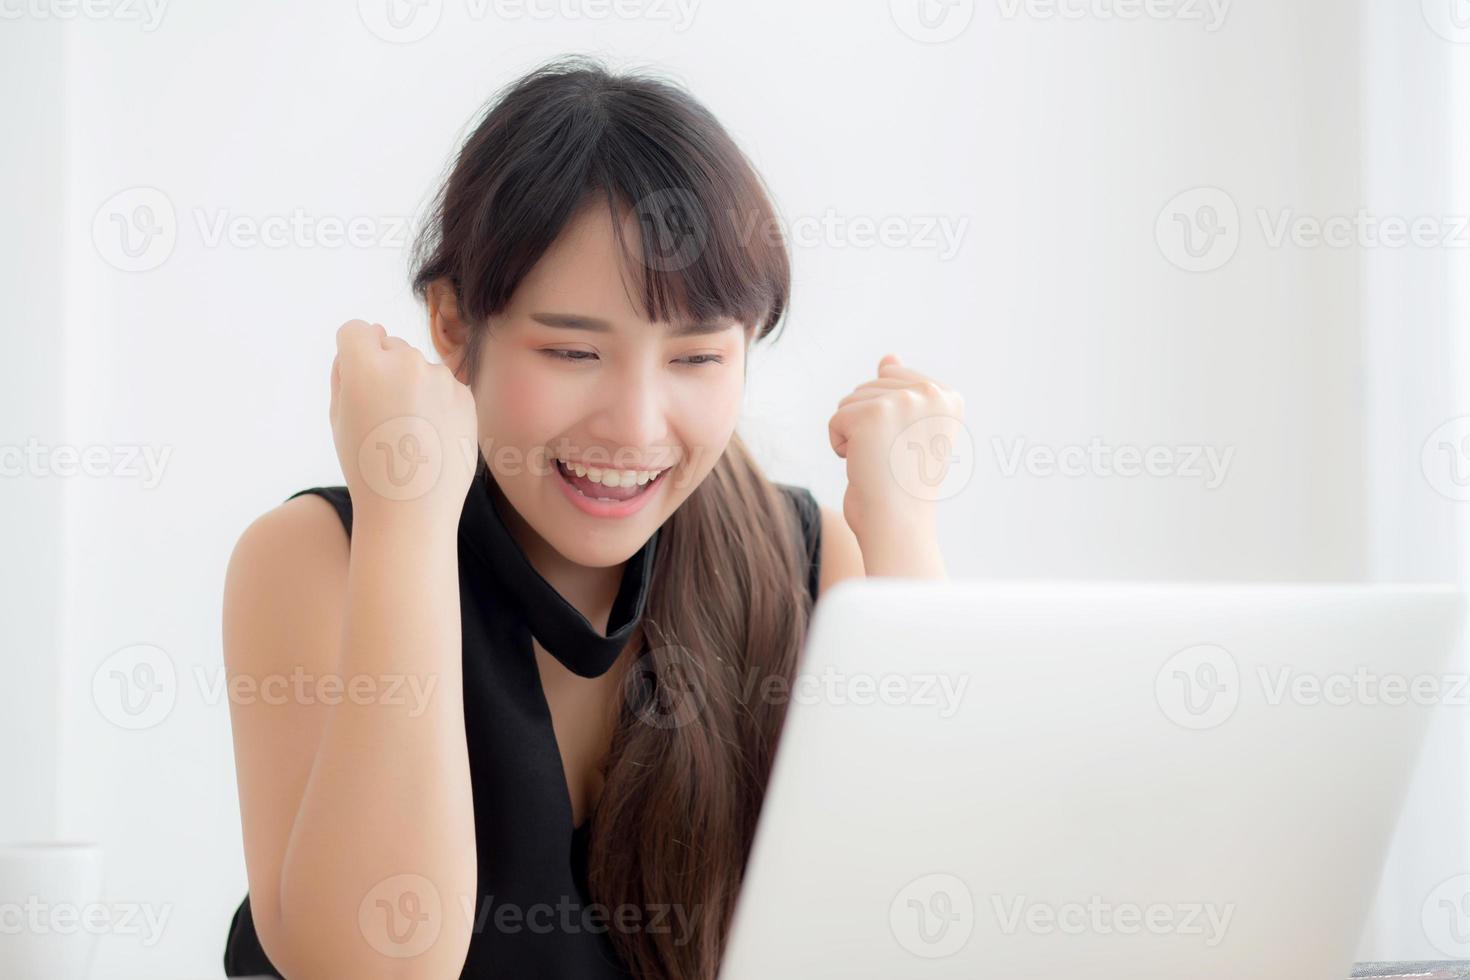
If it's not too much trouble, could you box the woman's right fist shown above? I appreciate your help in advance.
[328,319,480,530]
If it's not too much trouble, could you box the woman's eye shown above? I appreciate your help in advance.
[540,349,723,366]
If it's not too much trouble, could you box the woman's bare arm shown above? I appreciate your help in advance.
[224,492,475,979]
[817,504,866,597]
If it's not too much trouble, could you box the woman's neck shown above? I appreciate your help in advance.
[492,482,625,635]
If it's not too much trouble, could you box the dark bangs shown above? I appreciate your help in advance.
[410,56,790,370]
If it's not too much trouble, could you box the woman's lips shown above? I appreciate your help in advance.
[552,459,669,518]
[556,460,662,501]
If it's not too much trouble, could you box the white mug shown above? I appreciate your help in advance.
[0,842,104,980]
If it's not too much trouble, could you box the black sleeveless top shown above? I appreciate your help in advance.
[223,458,823,978]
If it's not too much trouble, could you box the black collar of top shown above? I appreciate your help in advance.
[457,452,659,679]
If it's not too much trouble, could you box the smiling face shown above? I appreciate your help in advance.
[465,200,752,568]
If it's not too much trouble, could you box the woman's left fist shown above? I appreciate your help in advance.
[827,353,967,545]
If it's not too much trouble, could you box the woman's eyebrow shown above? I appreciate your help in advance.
[529,312,735,337]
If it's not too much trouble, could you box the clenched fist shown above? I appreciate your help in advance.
[828,353,966,556]
[329,320,480,531]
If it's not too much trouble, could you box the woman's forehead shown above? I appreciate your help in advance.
[509,203,679,328]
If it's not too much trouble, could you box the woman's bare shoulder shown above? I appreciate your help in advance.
[223,492,351,674]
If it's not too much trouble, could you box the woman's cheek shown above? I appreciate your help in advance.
[486,361,577,445]
[675,372,743,472]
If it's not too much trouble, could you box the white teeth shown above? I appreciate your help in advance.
[558,459,660,487]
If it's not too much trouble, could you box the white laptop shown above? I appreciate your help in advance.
[720,581,1465,979]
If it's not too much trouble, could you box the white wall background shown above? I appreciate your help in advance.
[1,16,65,847]
[1360,0,1470,961]
[1,0,1464,975]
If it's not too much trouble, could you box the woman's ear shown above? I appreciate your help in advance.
[426,278,471,381]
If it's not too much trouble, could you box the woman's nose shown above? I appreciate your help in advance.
[588,367,667,455]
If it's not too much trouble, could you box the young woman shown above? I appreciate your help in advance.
[222,56,961,980]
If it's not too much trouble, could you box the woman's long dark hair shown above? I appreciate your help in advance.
[410,56,812,979]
